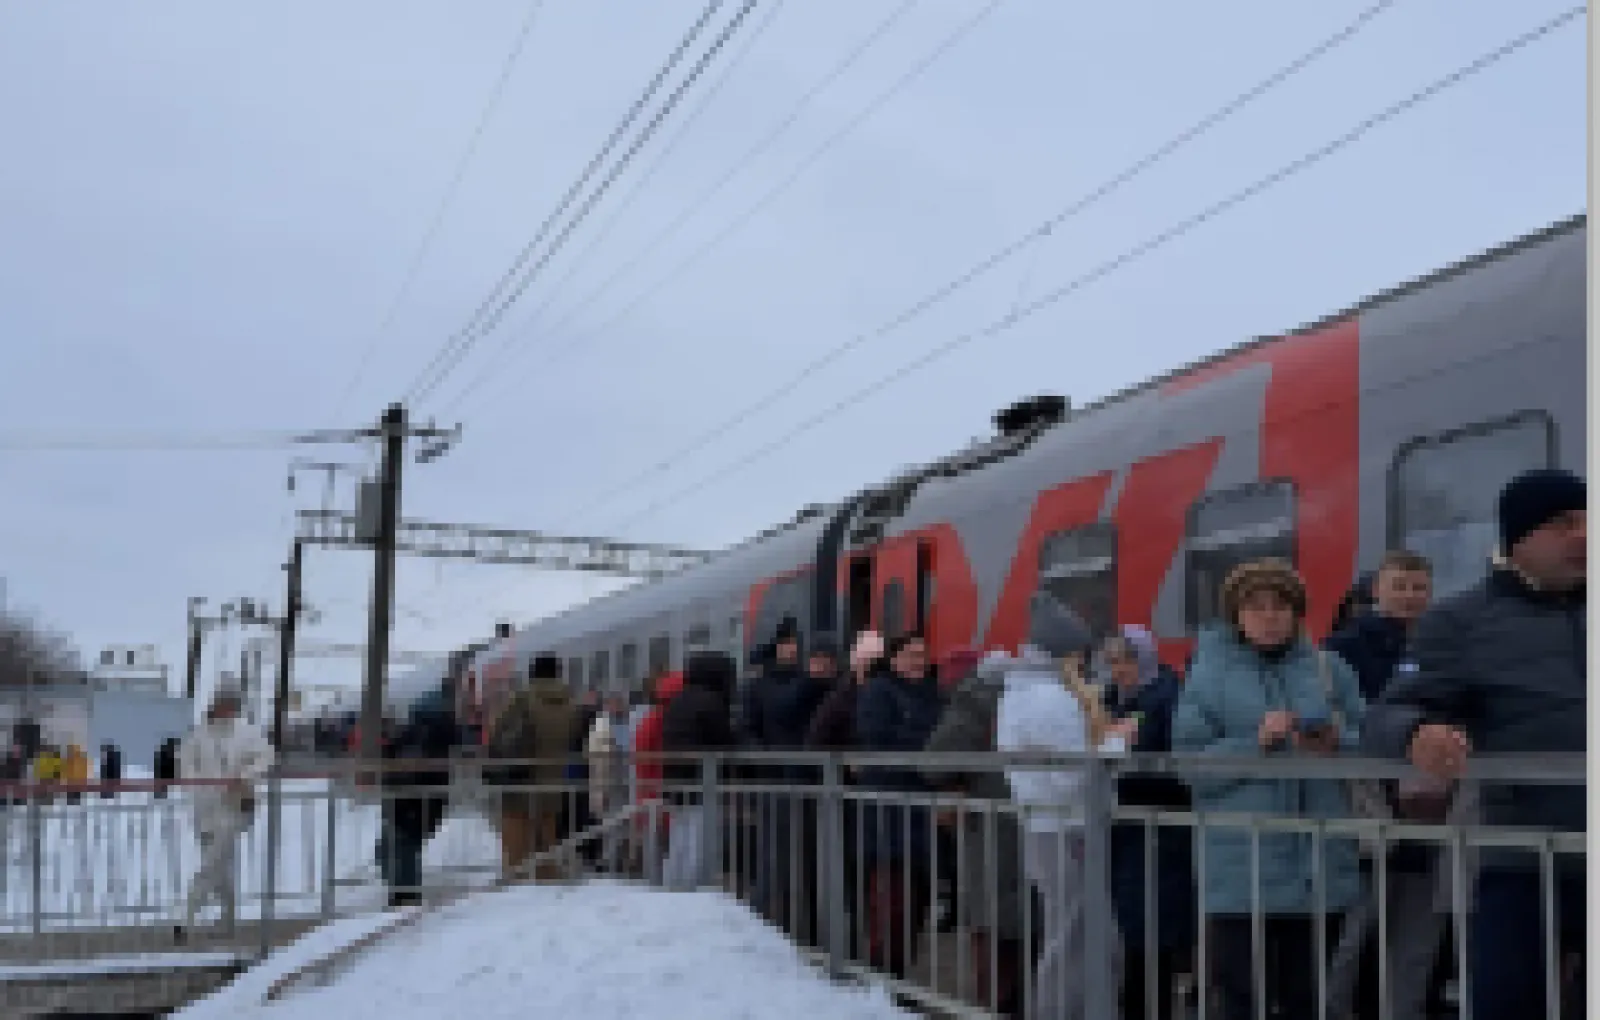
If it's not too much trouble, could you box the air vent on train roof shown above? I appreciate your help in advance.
[994,394,1069,436]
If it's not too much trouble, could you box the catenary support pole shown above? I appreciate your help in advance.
[273,539,304,750]
[359,404,406,764]
[183,603,204,701]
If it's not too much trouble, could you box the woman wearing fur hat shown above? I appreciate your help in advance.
[1172,559,1366,1020]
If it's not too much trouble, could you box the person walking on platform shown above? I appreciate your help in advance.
[174,686,273,941]
[659,651,736,890]
[486,655,574,881]
[99,743,122,800]
[375,677,457,907]
[1366,468,1587,1020]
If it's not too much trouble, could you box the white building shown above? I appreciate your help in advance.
[91,645,170,696]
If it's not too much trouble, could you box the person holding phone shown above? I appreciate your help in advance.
[1173,559,1366,1020]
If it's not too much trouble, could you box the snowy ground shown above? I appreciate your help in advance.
[176,881,915,1020]
[0,777,504,931]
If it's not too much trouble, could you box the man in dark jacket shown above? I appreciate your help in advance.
[375,680,458,907]
[659,651,737,889]
[742,619,828,934]
[1366,468,1586,1020]
[1325,551,1433,702]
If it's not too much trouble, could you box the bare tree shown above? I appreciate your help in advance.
[0,606,85,688]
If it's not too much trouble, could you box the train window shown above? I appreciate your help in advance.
[648,634,672,676]
[1390,411,1555,599]
[1185,480,1296,628]
[566,658,583,688]
[618,643,639,684]
[684,624,711,649]
[590,650,609,689]
[1038,523,1118,640]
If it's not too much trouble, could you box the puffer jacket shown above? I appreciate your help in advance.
[855,669,943,864]
[995,646,1127,834]
[660,667,736,800]
[1172,625,1366,916]
[178,716,274,836]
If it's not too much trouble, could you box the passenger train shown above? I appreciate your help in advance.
[390,215,1587,728]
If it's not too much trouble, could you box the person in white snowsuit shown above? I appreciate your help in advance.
[996,593,1131,1020]
[175,687,273,939]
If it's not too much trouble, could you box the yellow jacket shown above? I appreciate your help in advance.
[33,752,61,781]
[63,745,90,783]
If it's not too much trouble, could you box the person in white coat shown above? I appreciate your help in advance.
[996,593,1133,1020]
[175,687,273,940]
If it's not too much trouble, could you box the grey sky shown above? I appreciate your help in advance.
[0,0,1585,701]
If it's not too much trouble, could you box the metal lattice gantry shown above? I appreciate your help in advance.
[294,511,716,579]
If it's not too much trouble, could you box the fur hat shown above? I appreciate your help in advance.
[1220,558,1307,622]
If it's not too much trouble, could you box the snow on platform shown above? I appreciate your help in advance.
[177,882,915,1020]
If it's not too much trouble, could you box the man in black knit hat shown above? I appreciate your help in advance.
[1367,467,1586,1020]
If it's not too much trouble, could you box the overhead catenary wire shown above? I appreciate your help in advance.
[402,0,742,407]
[433,0,923,415]
[451,0,1006,422]
[330,0,551,421]
[593,4,1584,537]
[429,0,795,416]
[409,0,767,410]
[539,0,1402,528]
[0,430,366,452]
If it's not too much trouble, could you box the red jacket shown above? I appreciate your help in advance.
[632,672,682,835]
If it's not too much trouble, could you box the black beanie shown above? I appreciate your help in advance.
[1498,468,1585,552]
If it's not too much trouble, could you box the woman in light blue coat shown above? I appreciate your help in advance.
[1172,558,1366,1020]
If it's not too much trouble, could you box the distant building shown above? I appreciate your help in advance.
[91,645,170,696]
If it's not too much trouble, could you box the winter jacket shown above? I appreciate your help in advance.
[178,716,274,837]
[1103,664,1196,951]
[385,688,456,836]
[1323,610,1410,703]
[1173,625,1366,916]
[742,664,828,784]
[922,668,1024,939]
[995,647,1126,835]
[62,745,90,785]
[659,669,735,799]
[804,678,859,750]
[493,678,576,818]
[33,751,61,782]
[1364,566,1586,841]
[854,669,943,864]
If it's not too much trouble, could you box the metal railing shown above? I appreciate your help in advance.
[0,751,1582,1020]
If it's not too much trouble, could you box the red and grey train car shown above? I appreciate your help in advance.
[410,214,1585,720]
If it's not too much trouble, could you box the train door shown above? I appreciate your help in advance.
[847,535,935,646]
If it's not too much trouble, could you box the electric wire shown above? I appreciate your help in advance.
[409,0,767,408]
[401,0,733,406]
[594,4,1584,536]
[433,0,922,415]
[428,0,793,415]
[330,0,551,421]
[544,0,1403,527]
[452,0,1005,421]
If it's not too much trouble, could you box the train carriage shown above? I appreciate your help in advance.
[402,214,1585,715]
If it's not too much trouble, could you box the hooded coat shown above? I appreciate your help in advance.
[178,715,274,837]
[1172,624,1366,916]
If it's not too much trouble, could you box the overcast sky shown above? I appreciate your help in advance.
[0,0,1586,703]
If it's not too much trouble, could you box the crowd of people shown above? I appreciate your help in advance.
[366,466,1585,1020]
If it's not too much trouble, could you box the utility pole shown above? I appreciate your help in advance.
[183,598,205,700]
[358,404,406,764]
[272,539,304,750]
